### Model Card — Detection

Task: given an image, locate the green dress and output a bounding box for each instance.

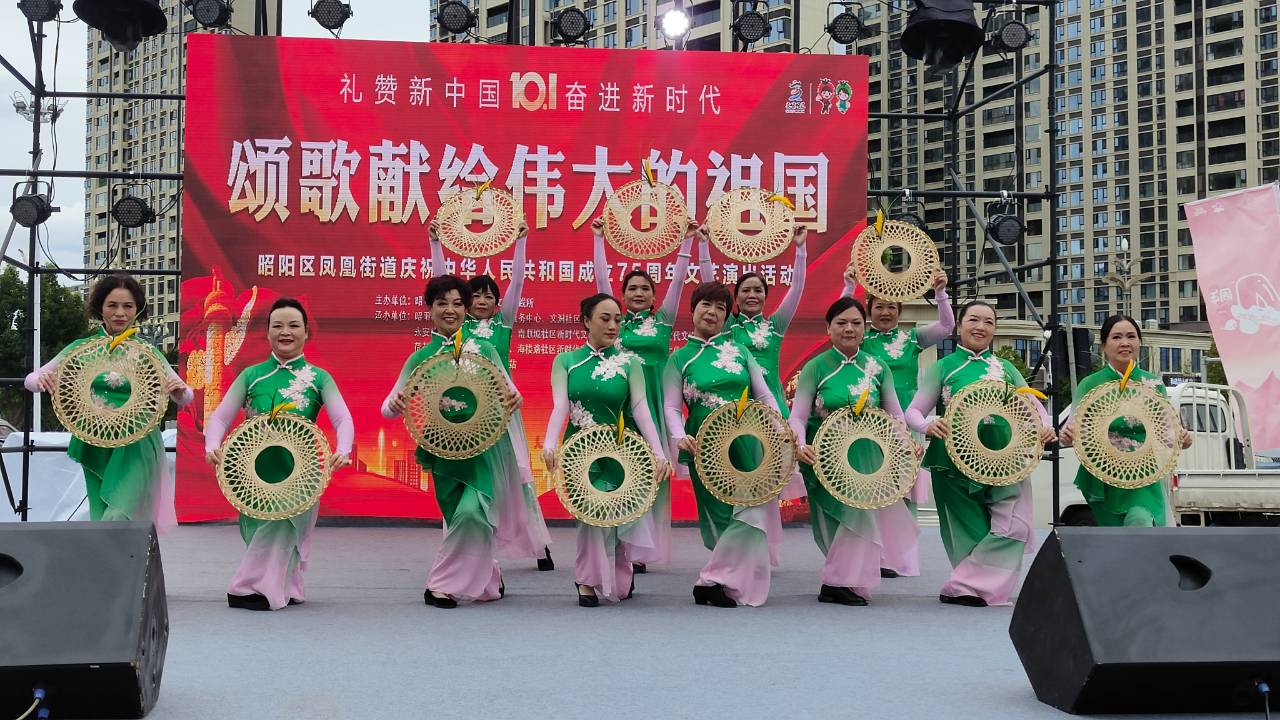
[619,308,675,438]
[725,313,790,415]
[1071,363,1170,527]
[34,327,183,525]
[863,327,926,408]
[463,316,513,369]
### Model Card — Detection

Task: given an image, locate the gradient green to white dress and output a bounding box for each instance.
[543,343,665,602]
[1070,363,1171,527]
[433,236,554,560]
[593,230,696,565]
[789,347,910,598]
[905,346,1048,605]
[382,332,518,602]
[663,332,783,606]
[204,354,354,610]
[25,327,192,531]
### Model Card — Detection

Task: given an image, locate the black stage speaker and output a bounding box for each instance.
[1010,527,1280,714]
[0,522,168,719]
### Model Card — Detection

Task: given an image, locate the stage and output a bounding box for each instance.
[147,525,1237,720]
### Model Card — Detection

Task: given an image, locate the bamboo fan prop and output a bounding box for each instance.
[850,220,941,302]
[436,186,524,257]
[52,335,170,448]
[705,187,796,262]
[813,407,920,510]
[945,381,1045,487]
[603,179,690,259]
[693,400,796,506]
[555,424,660,528]
[403,352,511,460]
[1075,379,1182,489]
[217,413,331,521]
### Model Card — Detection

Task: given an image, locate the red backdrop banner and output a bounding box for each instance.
[178,34,869,521]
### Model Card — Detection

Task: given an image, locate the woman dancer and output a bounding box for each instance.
[904,301,1056,607]
[541,293,668,606]
[1059,314,1193,526]
[204,298,354,610]
[27,272,192,530]
[663,282,782,608]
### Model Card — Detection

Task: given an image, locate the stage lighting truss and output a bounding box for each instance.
[189,0,232,28]
[10,181,55,228]
[309,0,351,33]
[986,196,1024,247]
[986,17,1031,54]
[437,0,476,35]
[18,0,63,22]
[658,8,690,39]
[551,6,590,45]
[111,185,158,230]
[825,2,875,45]
[732,0,769,45]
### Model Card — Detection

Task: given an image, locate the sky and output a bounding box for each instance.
[0,2,435,282]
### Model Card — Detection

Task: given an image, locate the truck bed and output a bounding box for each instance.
[1174,469,1280,512]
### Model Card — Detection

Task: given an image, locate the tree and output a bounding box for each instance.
[1206,340,1228,385]
[0,267,91,429]
[995,345,1032,383]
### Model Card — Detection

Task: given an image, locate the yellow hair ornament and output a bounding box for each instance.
[453,330,463,360]
[853,387,870,415]
[1119,359,1136,391]
[269,401,297,421]
[474,178,493,201]
[874,208,886,236]
[108,326,138,351]
[767,193,796,210]
[617,413,626,445]
[642,158,655,187]
[1016,386,1048,401]
[736,387,750,420]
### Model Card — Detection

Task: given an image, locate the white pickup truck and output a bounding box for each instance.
[1030,382,1280,527]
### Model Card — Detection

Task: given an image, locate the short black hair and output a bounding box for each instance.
[268,297,309,328]
[87,273,148,321]
[865,295,903,313]
[425,274,473,308]
[621,269,657,294]
[958,300,997,326]
[691,281,732,312]
[579,293,622,322]
[468,274,501,301]
[825,296,867,324]
[735,272,769,298]
[1100,313,1142,342]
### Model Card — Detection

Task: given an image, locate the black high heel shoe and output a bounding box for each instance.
[818,584,869,606]
[939,593,987,607]
[632,562,647,574]
[537,546,555,571]
[576,583,599,608]
[227,593,271,611]
[424,589,458,609]
[880,567,900,579]
[692,583,737,608]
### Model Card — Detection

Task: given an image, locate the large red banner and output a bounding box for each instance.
[178,35,869,521]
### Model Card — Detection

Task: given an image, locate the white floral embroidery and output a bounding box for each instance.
[440,395,469,412]
[815,394,829,418]
[710,341,744,375]
[278,364,317,412]
[746,318,771,350]
[1140,376,1161,390]
[102,371,127,389]
[981,355,1006,382]
[591,351,632,381]
[883,329,910,360]
[683,382,730,410]
[91,393,111,410]
[630,314,659,338]
[569,400,597,428]
[942,386,953,405]
[470,319,495,339]
[1108,431,1142,451]
[462,338,482,354]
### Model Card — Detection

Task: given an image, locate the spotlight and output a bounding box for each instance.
[72,0,168,53]
[10,182,54,228]
[986,18,1030,54]
[987,212,1024,246]
[732,0,768,45]
[894,211,928,231]
[189,0,232,28]
[551,7,590,44]
[826,3,871,45]
[18,0,62,22]
[899,0,984,68]
[658,8,690,39]
[309,0,350,31]
[437,0,475,35]
[111,195,156,229]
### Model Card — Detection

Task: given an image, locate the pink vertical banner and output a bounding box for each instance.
[1185,183,1280,451]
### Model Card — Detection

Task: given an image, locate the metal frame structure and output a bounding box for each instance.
[1,0,1068,523]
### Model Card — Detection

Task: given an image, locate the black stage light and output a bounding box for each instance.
[987,18,1031,53]
[900,0,984,68]
[732,1,769,44]
[826,5,867,45]
[987,212,1025,246]
[18,0,63,22]
[190,0,232,28]
[111,195,157,229]
[72,0,168,53]
[10,184,53,228]
[551,6,590,44]
[309,0,351,31]
[437,0,475,35]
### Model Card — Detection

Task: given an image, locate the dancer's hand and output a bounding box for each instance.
[163,376,188,397]
[1179,428,1193,449]
[653,457,670,484]
[504,389,523,414]
[1058,421,1076,447]
[387,391,406,416]
[793,224,808,247]
[541,447,558,473]
[677,436,696,454]
[517,221,529,240]
[926,417,949,439]
[797,444,816,465]
[329,453,351,473]
[428,220,441,243]
[1039,425,1058,445]
[35,370,56,393]
[204,448,223,468]
[590,216,605,235]
[932,270,948,293]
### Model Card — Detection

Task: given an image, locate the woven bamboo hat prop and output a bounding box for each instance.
[555,423,660,528]
[436,185,524,258]
[1075,376,1182,489]
[813,406,920,510]
[693,396,797,506]
[603,177,690,259]
[52,332,170,448]
[851,218,941,302]
[945,380,1045,486]
[217,411,331,521]
[705,187,796,263]
[403,350,511,460]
